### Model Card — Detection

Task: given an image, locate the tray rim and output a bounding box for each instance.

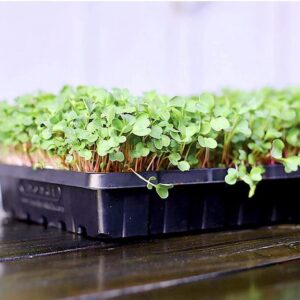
[0,163,299,190]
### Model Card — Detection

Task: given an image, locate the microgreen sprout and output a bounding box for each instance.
[0,86,299,198]
[129,168,174,199]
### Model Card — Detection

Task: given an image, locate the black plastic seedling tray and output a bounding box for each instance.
[0,164,300,239]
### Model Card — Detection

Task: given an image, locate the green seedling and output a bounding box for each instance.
[0,86,299,198]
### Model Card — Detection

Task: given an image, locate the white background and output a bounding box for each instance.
[0,1,299,98]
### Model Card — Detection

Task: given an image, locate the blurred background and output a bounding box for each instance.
[0,1,299,101]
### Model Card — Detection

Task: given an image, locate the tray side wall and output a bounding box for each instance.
[1,174,300,238]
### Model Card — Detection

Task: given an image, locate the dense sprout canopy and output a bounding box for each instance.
[0,86,299,198]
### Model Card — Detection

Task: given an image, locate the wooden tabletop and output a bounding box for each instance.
[1,217,300,300]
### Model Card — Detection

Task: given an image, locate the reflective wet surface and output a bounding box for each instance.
[1,217,300,299]
[121,259,300,300]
